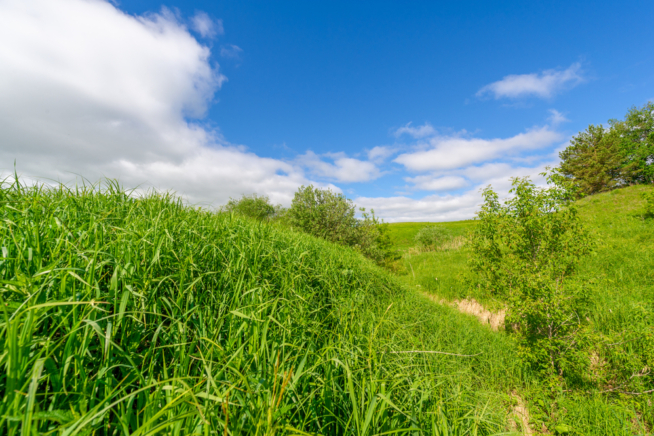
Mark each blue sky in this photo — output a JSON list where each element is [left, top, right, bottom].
[[1, 0, 653, 220]]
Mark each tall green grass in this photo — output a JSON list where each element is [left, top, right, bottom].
[[1, 179, 526, 435]]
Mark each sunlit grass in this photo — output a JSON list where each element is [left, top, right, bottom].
[[1, 178, 525, 435]]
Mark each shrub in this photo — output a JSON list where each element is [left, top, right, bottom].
[[222, 193, 281, 221], [643, 189, 654, 218], [414, 225, 451, 250], [288, 185, 397, 264], [468, 173, 595, 383]]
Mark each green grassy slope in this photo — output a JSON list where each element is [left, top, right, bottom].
[[386, 220, 476, 251], [387, 185, 654, 434], [1, 181, 527, 435]]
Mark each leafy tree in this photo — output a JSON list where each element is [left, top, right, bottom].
[[612, 101, 654, 185], [223, 193, 280, 221], [469, 173, 594, 382], [288, 185, 397, 263], [558, 102, 654, 194], [558, 124, 625, 195]]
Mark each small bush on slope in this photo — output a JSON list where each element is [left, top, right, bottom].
[[469, 174, 595, 383], [222, 193, 282, 221], [414, 225, 451, 251], [0, 179, 521, 435], [288, 185, 397, 265], [643, 188, 654, 218]]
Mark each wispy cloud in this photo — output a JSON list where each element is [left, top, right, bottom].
[[547, 109, 569, 125], [355, 163, 552, 222], [220, 44, 243, 59], [394, 126, 562, 172], [403, 175, 468, 191], [394, 122, 436, 139], [297, 151, 381, 183], [477, 62, 584, 99], [191, 11, 223, 38], [367, 146, 397, 163]]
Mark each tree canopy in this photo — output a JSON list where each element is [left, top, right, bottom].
[[558, 102, 654, 195]]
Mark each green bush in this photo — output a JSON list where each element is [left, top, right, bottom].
[[287, 185, 397, 264], [643, 189, 654, 218], [414, 225, 451, 250], [469, 173, 595, 383], [222, 193, 281, 221]]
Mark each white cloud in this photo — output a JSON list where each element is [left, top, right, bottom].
[[0, 0, 314, 206], [297, 151, 381, 183], [220, 44, 243, 59], [477, 62, 584, 99], [394, 122, 436, 139], [367, 146, 397, 163], [356, 165, 550, 222], [191, 12, 223, 38], [394, 126, 562, 172], [548, 109, 569, 125], [404, 175, 468, 191]]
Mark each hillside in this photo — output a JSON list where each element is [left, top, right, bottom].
[[388, 185, 654, 434], [3, 180, 652, 435], [1, 180, 525, 435]]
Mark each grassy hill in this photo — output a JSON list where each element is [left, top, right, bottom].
[[1, 180, 526, 435], [388, 185, 654, 434], [2, 180, 652, 434]]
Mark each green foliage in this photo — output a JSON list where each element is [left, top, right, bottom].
[[612, 101, 654, 185], [469, 174, 595, 381], [558, 125, 626, 196], [388, 186, 654, 432], [1, 178, 524, 434], [642, 188, 654, 218], [558, 101, 654, 194], [222, 193, 281, 221], [288, 185, 398, 264], [414, 225, 451, 250]]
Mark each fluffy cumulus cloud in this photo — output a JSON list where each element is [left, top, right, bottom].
[[0, 0, 315, 206], [297, 151, 381, 183], [477, 62, 584, 99]]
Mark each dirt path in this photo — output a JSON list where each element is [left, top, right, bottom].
[[420, 292, 506, 331]]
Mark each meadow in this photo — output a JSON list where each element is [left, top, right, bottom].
[[389, 185, 654, 434], [1, 179, 652, 435]]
